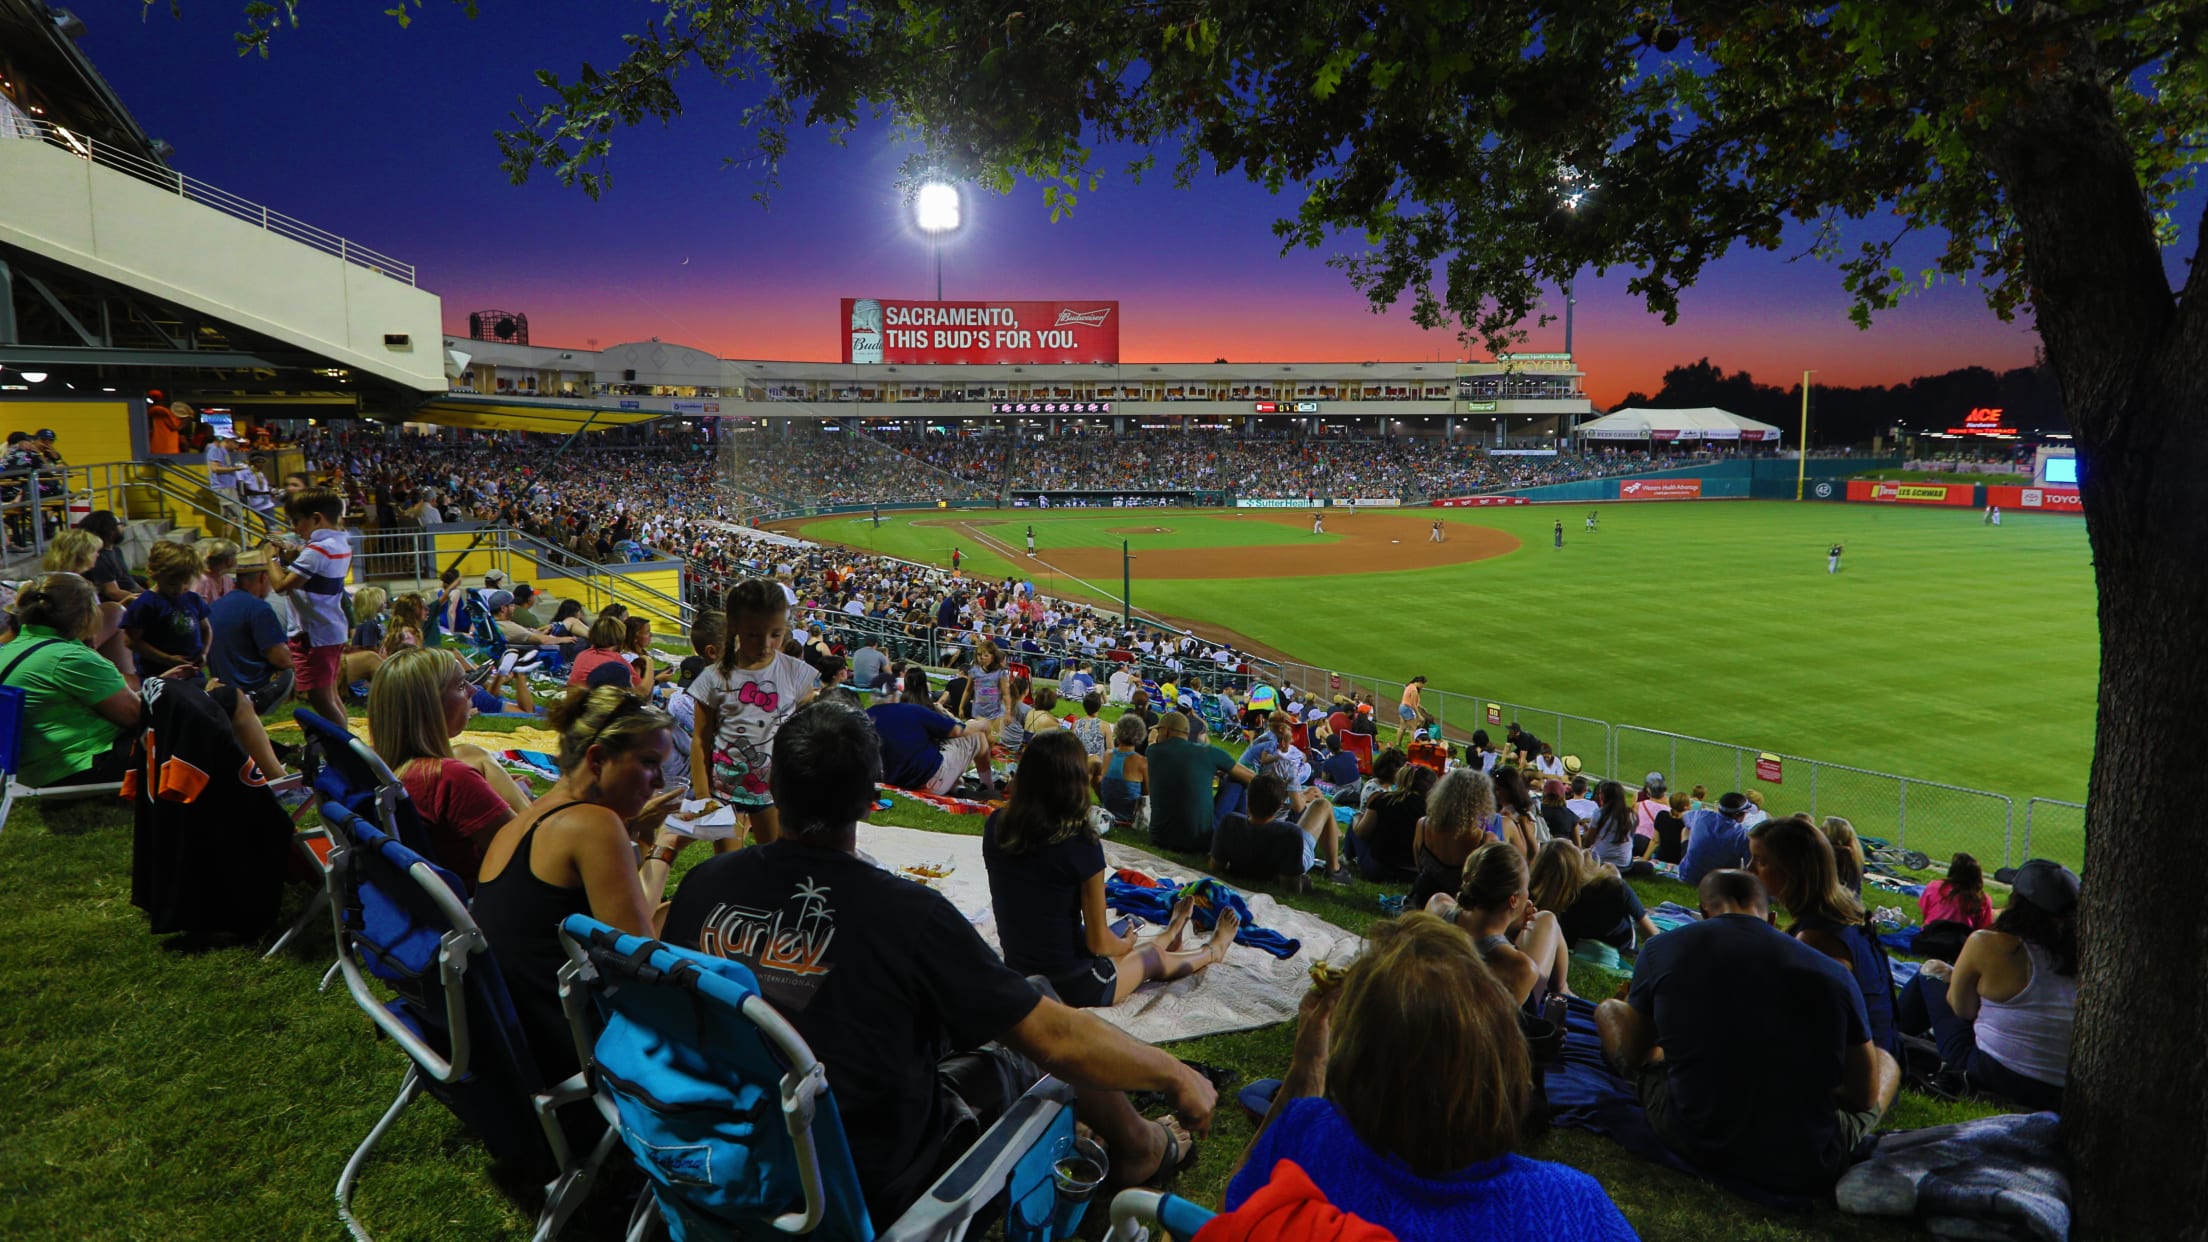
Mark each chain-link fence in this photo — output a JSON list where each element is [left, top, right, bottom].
[[2023, 799, 2087, 865]]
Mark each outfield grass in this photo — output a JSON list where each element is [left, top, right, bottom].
[[0, 704, 2008, 1242], [798, 502, 2098, 867]]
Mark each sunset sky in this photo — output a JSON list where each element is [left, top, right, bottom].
[[81, 1, 2202, 407]]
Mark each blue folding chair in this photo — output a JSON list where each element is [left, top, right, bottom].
[[325, 803, 617, 1241], [466, 597, 561, 678], [555, 916, 1098, 1242], [1102, 1190, 1215, 1242], [0, 683, 127, 840]]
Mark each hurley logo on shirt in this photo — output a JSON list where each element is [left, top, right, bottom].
[[695, 880, 835, 1010]]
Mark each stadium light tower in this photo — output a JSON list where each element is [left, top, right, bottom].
[[912, 179, 962, 301], [1556, 166, 1597, 357]]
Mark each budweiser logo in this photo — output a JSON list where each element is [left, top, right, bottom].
[[1054, 307, 1113, 327]]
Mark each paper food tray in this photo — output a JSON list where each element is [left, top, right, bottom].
[[667, 798, 740, 840]]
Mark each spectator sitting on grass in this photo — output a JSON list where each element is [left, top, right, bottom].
[[367, 647, 533, 888], [1314, 734, 1363, 804], [1424, 842, 1571, 1009], [567, 615, 637, 687], [1597, 869, 1898, 1196], [1898, 859, 2078, 1113], [1213, 772, 1350, 886], [1361, 746, 1406, 808], [1678, 791, 1756, 886], [1107, 662, 1137, 704], [1529, 839, 1657, 952], [1585, 780, 1648, 873], [1070, 690, 1109, 766], [1538, 779, 1581, 843], [1917, 852, 1994, 932], [205, 549, 295, 715], [1491, 765, 1545, 860], [120, 542, 210, 680], [1407, 766, 1490, 908], [1098, 715, 1147, 825], [1138, 711, 1249, 854], [664, 700, 1218, 1226], [1749, 815, 1899, 1053], [1651, 791, 1691, 865], [984, 730, 1236, 1008], [39, 530, 126, 654], [1229, 911, 1636, 1242], [1822, 816, 1867, 895], [867, 688, 995, 795]]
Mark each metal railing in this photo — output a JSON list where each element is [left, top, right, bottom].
[[1, 463, 76, 567], [2023, 798, 2086, 865], [5, 117, 416, 285]]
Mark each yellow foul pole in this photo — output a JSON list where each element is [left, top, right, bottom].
[[1796, 369, 1816, 501]]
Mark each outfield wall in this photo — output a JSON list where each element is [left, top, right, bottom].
[[1481, 456, 1898, 503]]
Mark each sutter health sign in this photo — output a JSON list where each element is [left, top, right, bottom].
[[842, 299, 1120, 364]]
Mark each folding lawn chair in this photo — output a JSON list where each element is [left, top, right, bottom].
[[325, 803, 617, 1242], [292, 709, 434, 859], [1102, 1190, 1215, 1242], [555, 915, 1097, 1242], [1341, 731, 1374, 775], [0, 682, 126, 840]]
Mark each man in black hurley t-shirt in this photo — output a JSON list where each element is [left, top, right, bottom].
[[663, 701, 1215, 1228]]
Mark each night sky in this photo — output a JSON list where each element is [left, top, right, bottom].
[[74, 1, 2203, 406]]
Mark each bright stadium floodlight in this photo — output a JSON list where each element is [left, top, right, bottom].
[[912, 179, 963, 301]]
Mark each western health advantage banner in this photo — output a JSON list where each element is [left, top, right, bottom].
[[1618, 479, 1703, 500], [842, 299, 1120, 364]]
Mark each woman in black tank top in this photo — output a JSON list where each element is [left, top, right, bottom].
[[471, 687, 695, 1081]]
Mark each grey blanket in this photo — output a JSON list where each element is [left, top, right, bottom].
[[1836, 1111, 2069, 1242]]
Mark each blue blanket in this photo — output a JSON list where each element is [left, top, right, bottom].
[[1103, 875, 1300, 959], [1547, 996, 1817, 1211], [1837, 1112, 2069, 1241]]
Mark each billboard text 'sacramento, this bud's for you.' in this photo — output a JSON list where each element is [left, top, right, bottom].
[[842, 299, 1121, 365]]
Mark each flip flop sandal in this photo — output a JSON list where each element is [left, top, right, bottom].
[[1237, 1078, 1282, 1122]]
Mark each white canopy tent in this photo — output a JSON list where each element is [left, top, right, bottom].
[[1577, 407, 1785, 442]]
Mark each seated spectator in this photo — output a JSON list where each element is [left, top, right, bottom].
[[1822, 816, 1866, 895], [985, 731, 1235, 1007], [1125, 687, 1160, 731], [1014, 684, 1063, 755], [205, 549, 296, 714], [567, 615, 638, 687], [1070, 689, 1109, 763], [192, 538, 238, 604], [342, 585, 387, 689], [1529, 839, 1657, 952], [849, 636, 892, 695], [1565, 773, 1598, 821], [1313, 735, 1363, 804], [39, 530, 130, 665], [1585, 779, 1649, 873], [1406, 766, 1485, 906], [473, 687, 696, 1083], [1634, 772, 1668, 838], [509, 583, 545, 629], [1678, 791, 1755, 886], [76, 510, 142, 604], [866, 692, 994, 794], [1650, 791, 1691, 865], [1898, 859, 2078, 1113], [1597, 870, 1898, 1195], [1348, 703, 1377, 736], [1106, 662, 1137, 704], [547, 597, 592, 641], [1741, 788, 1770, 827], [1917, 852, 1995, 932], [1491, 766, 1544, 859], [1533, 742, 1565, 779], [1212, 773, 1348, 885], [1537, 779, 1580, 842], [491, 589, 580, 655], [1464, 728, 1499, 774], [367, 648, 533, 887], [663, 701, 1217, 1225], [1145, 714, 1236, 841], [1424, 843, 1570, 1008], [1360, 746, 1406, 809], [1097, 715, 1147, 825], [1058, 662, 1097, 700], [1228, 911, 1635, 1242], [625, 616, 673, 689], [1749, 815, 1898, 1053], [1, 572, 287, 786], [120, 542, 210, 679]]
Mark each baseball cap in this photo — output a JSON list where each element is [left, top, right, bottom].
[[234, 548, 273, 573], [1717, 791, 1751, 817], [586, 661, 638, 690], [1357, 703, 1373, 714], [2007, 859, 2080, 917], [485, 589, 515, 611], [1644, 771, 1667, 793], [484, 570, 507, 586], [34, 428, 56, 440]]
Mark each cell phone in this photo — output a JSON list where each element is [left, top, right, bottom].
[[1110, 915, 1142, 938]]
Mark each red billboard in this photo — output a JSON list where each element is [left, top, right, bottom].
[[1618, 479, 1703, 500], [1984, 484, 2084, 513], [1846, 480, 1977, 506], [1430, 496, 1529, 508], [841, 298, 1120, 364]]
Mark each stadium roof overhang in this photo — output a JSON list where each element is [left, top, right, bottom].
[[0, 1, 163, 161], [405, 394, 669, 434]]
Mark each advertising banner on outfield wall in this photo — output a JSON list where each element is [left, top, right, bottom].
[[1014, 490, 1222, 508], [1845, 480, 1977, 507], [1327, 498, 1405, 509], [1430, 496, 1530, 508], [1983, 484, 2084, 513], [842, 298, 1120, 364], [1618, 479, 1704, 501], [1237, 499, 1310, 509]]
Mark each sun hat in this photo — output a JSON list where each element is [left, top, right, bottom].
[[234, 548, 273, 573], [1562, 755, 1583, 776], [2007, 859, 2081, 917]]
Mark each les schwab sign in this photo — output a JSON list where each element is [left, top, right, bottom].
[[843, 299, 1120, 364]]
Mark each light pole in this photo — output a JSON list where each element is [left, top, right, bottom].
[[1121, 541, 1132, 632], [912, 180, 961, 301], [1796, 369, 1816, 500]]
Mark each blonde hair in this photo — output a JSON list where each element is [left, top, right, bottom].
[[353, 586, 388, 620], [1821, 816, 1866, 892], [14, 572, 98, 639], [1528, 838, 1617, 915], [385, 593, 427, 654], [1424, 768, 1494, 843], [145, 541, 203, 592], [193, 537, 239, 572], [547, 685, 674, 773], [1327, 912, 1530, 1174], [368, 648, 461, 768], [587, 614, 627, 650], [40, 529, 99, 574]]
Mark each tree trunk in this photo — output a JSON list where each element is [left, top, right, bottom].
[[1979, 62, 2208, 1239]]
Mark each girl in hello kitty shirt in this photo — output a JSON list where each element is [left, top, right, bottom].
[[687, 577, 821, 845]]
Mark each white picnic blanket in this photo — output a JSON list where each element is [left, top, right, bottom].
[[857, 823, 1363, 1044]]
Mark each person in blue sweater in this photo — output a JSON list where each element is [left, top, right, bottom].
[[1227, 912, 1637, 1242]]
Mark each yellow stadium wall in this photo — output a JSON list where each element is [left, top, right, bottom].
[[0, 398, 142, 466], [416, 529, 686, 629]]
